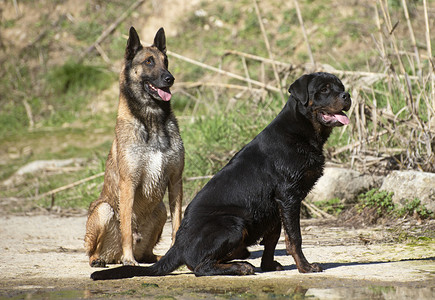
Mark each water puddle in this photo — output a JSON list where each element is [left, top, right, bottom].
[[6, 284, 434, 299]]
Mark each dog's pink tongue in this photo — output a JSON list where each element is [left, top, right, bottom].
[[335, 113, 350, 125], [158, 89, 172, 101]]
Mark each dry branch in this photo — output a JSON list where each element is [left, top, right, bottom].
[[174, 81, 263, 92], [224, 50, 422, 82], [253, 0, 285, 103], [80, 0, 146, 60], [423, 0, 435, 112], [22, 99, 34, 129], [292, 0, 315, 66], [30, 172, 104, 201], [167, 50, 281, 92], [241, 56, 253, 91], [401, 0, 422, 77], [332, 129, 389, 157], [224, 50, 297, 68], [185, 175, 213, 181]]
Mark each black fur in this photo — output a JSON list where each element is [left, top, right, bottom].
[[91, 72, 351, 280]]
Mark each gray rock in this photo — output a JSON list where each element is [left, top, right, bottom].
[[380, 170, 435, 212], [2, 158, 85, 187], [307, 167, 383, 203]]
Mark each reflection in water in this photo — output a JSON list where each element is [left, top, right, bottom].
[[305, 286, 434, 299], [13, 285, 435, 299]]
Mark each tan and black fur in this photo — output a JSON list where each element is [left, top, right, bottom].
[[84, 27, 184, 267]]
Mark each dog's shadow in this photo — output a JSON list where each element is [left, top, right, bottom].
[[250, 249, 435, 273]]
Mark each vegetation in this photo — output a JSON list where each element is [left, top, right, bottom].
[[0, 0, 434, 215], [314, 198, 345, 216], [359, 189, 396, 217], [358, 189, 434, 220]]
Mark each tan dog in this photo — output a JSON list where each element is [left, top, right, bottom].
[[84, 27, 184, 267]]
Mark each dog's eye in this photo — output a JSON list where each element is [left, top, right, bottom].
[[320, 87, 330, 93], [144, 57, 154, 65]]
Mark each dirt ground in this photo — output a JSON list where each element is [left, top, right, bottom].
[[0, 213, 434, 299]]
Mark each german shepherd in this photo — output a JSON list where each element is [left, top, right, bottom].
[[90, 72, 351, 279], [84, 27, 184, 267]]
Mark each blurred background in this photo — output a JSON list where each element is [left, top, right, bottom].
[[0, 0, 434, 218]]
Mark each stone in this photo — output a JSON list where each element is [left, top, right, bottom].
[[307, 167, 383, 203], [1, 158, 85, 187], [380, 170, 435, 212]]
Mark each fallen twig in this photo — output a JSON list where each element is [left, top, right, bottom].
[[302, 201, 334, 219]]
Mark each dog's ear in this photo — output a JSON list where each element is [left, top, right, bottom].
[[153, 27, 166, 54], [125, 27, 143, 60], [288, 74, 313, 106]]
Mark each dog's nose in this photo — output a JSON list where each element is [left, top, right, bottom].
[[340, 92, 350, 100], [163, 73, 174, 85], [340, 92, 351, 110]]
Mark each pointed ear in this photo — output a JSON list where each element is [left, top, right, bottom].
[[153, 27, 166, 54], [288, 74, 313, 105], [125, 27, 142, 60]]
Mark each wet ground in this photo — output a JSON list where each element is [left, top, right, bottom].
[[0, 215, 434, 299]]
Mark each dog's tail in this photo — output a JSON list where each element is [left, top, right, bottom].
[[90, 246, 184, 280]]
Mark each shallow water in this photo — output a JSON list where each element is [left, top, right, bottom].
[[7, 283, 435, 299]]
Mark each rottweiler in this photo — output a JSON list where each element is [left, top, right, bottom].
[[90, 72, 351, 279], [84, 27, 184, 268]]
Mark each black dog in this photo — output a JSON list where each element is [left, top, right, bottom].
[[91, 72, 351, 280]]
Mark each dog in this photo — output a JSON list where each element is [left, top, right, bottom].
[[90, 72, 351, 279], [84, 27, 184, 268]]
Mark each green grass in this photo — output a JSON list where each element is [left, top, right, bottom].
[[180, 96, 282, 200], [36, 160, 106, 209], [46, 61, 115, 94], [316, 198, 345, 216], [0, 60, 116, 138], [0, 59, 116, 209], [72, 21, 103, 43]]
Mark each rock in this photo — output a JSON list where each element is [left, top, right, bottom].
[[380, 171, 435, 212], [14, 158, 84, 176], [2, 158, 85, 187], [307, 167, 383, 203]]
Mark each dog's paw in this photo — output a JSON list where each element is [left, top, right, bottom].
[[298, 262, 323, 273], [237, 262, 256, 275], [90, 258, 106, 268], [121, 257, 139, 266], [261, 260, 284, 272]]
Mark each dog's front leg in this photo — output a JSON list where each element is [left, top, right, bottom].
[[260, 221, 283, 272], [119, 178, 139, 266], [276, 198, 322, 273], [168, 172, 183, 244]]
